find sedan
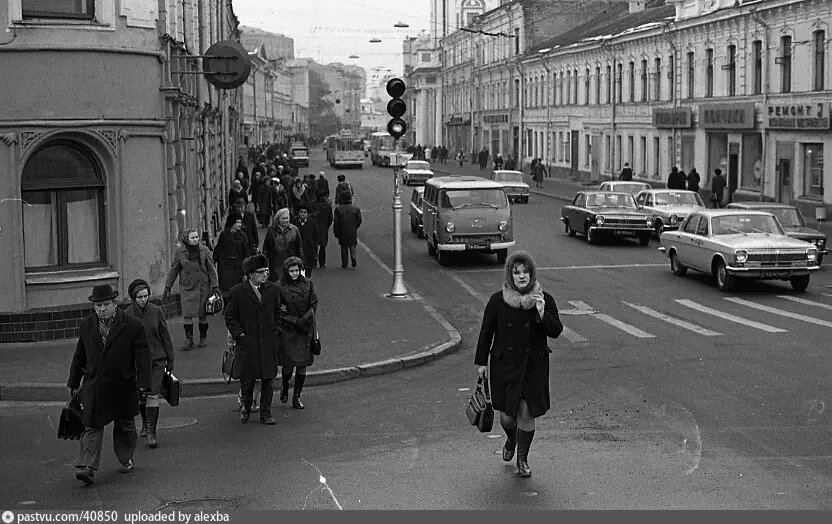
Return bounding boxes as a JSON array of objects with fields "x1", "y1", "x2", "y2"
[
  {"x1": 726, "y1": 202, "x2": 828, "y2": 265},
  {"x1": 561, "y1": 191, "x2": 655, "y2": 246},
  {"x1": 598, "y1": 181, "x2": 652, "y2": 195},
  {"x1": 635, "y1": 189, "x2": 706, "y2": 235},
  {"x1": 401, "y1": 160, "x2": 433, "y2": 186},
  {"x1": 491, "y1": 170, "x2": 530, "y2": 203},
  {"x1": 659, "y1": 209, "x2": 820, "y2": 292},
  {"x1": 409, "y1": 186, "x2": 425, "y2": 238}
]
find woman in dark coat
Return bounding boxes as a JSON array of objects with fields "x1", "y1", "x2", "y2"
[
  {"x1": 289, "y1": 177, "x2": 313, "y2": 218},
  {"x1": 213, "y1": 213, "x2": 251, "y2": 298},
  {"x1": 262, "y1": 208, "x2": 303, "y2": 282},
  {"x1": 475, "y1": 250, "x2": 563, "y2": 478},
  {"x1": 277, "y1": 256, "x2": 318, "y2": 409},
  {"x1": 257, "y1": 179, "x2": 276, "y2": 227},
  {"x1": 125, "y1": 279, "x2": 174, "y2": 449}
]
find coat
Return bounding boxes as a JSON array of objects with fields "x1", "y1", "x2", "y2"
[
  {"x1": 165, "y1": 244, "x2": 219, "y2": 318},
  {"x1": 474, "y1": 291, "x2": 563, "y2": 418},
  {"x1": 277, "y1": 274, "x2": 318, "y2": 367},
  {"x1": 333, "y1": 203, "x2": 362, "y2": 247},
  {"x1": 711, "y1": 174, "x2": 727, "y2": 197},
  {"x1": 239, "y1": 210, "x2": 260, "y2": 252},
  {"x1": 262, "y1": 224, "x2": 304, "y2": 281},
  {"x1": 67, "y1": 309, "x2": 152, "y2": 427},
  {"x1": 292, "y1": 217, "x2": 320, "y2": 263},
  {"x1": 334, "y1": 181, "x2": 354, "y2": 205},
  {"x1": 213, "y1": 229, "x2": 251, "y2": 293},
  {"x1": 687, "y1": 170, "x2": 701, "y2": 192},
  {"x1": 257, "y1": 184, "x2": 276, "y2": 219},
  {"x1": 310, "y1": 200, "x2": 333, "y2": 247},
  {"x1": 124, "y1": 302, "x2": 173, "y2": 395},
  {"x1": 224, "y1": 281, "x2": 281, "y2": 381}
]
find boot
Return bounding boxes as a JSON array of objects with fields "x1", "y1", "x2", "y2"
[
  {"x1": 501, "y1": 420, "x2": 517, "y2": 462},
  {"x1": 181, "y1": 324, "x2": 194, "y2": 351},
  {"x1": 146, "y1": 407, "x2": 160, "y2": 449},
  {"x1": 516, "y1": 429, "x2": 535, "y2": 478},
  {"x1": 197, "y1": 323, "x2": 209, "y2": 347},
  {"x1": 292, "y1": 374, "x2": 305, "y2": 409},
  {"x1": 139, "y1": 397, "x2": 148, "y2": 437},
  {"x1": 240, "y1": 400, "x2": 252, "y2": 423},
  {"x1": 280, "y1": 369, "x2": 292, "y2": 404}
]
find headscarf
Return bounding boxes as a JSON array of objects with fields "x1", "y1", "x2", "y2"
[
  {"x1": 281, "y1": 255, "x2": 305, "y2": 284},
  {"x1": 128, "y1": 278, "x2": 150, "y2": 302},
  {"x1": 224, "y1": 212, "x2": 243, "y2": 231},
  {"x1": 232, "y1": 180, "x2": 243, "y2": 191},
  {"x1": 181, "y1": 229, "x2": 200, "y2": 261},
  {"x1": 501, "y1": 250, "x2": 543, "y2": 310}
]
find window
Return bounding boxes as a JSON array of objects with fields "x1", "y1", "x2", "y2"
[
  {"x1": 21, "y1": 141, "x2": 106, "y2": 269},
  {"x1": 558, "y1": 72, "x2": 564, "y2": 105},
  {"x1": 803, "y1": 144, "x2": 824, "y2": 198},
  {"x1": 654, "y1": 57, "x2": 662, "y2": 101},
  {"x1": 615, "y1": 134, "x2": 622, "y2": 171},
  {"x1": 640, "y1": 59, "x2": 648, "y2": 102},
  {"x1": 605, "y1": 134, "x2": 611, "y2": 170},
  {"x1": 514, "y1": 28, "x2": 520, "y2": 55},
  {"x1": 514, "y1": 79, "x2": 520, "y2": 108},
  {"x1": 421, "y1": 53, "x2": 431, "y2": 62},
  {"x1": 616, "y1": 63, "x2": 623, "y2": 103},
  {"x1": 573, "y1": 69, "x2": 578, "y2": 105},
  {"x1": 566, "y1": 70, "x2": 572, "y2": 104},
  {"x1": 23, "y1": 0, "x2": 94, "y2": 19},
  {"x1": 640, "y1": 136, "x2": 647, "y2": 176},
  {"x1": 606, "y1": 65, "x2": 612, "y2": 104},
  {"x1": 687, "y1": 51, "x2": 695, "y2": 99},
  {"x1": 780, "y1": 35, "x2": 792, "y2": 93},
  {"x1": 726, "y1": 44, "x2": 736, "y2": 96},
  {"x1": 668, "y1": 53, "x2": 675, "y2": 101},
  {"x1": 558, "y1": 132, "x2": 564, "y2": 162},
  {"x1": 585, "y1": 134, "x2": 591, "y2": 168},
  {"x1": 584, "y1": 68, "x2": 590, "y2": 105},
  {"x1": 628, "y1": 61, "x2": 635, "y2": 102},
  {"x1": 595, "y1": 66, "x2": 601, "y2": 104},
  {"x1": 628, "y1": 135, "x2": 634, "y2": 167},
  {"x1": 564, "y1": 132, "x2": 570, "y2": 163},
  {"x1": 653, "y1": 136, "x2": 660, "y2": 177},
  {"x1": 706, "y1": 48, "x2": 714, "y2": 97},
  {"x1": 752, "y1": 40, "x2": 762, "y2": 95},
  {"x1": 814, "y1": 31, "x2": 826, "y2": 91}
]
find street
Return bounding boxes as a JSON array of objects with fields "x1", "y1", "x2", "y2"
[{"x1": 2, "y1": 148, "x2": 832, "y2": 509}]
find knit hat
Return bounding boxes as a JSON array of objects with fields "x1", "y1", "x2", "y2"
[
  {"x1": 503, "y1": 250, "x2": 537, "y2": 293},
  {"x1": 128, "y1": 279, "x2": 150, "y2": 301}
]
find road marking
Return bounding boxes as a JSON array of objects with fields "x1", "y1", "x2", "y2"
[
  {"x1": 724, "y1": 297, "x2": 832, "y2": 328},
  {"x1": 569, "y1": 300, "x2": 655, "y2": 339},
  {"x1": 623, "y1": 302, "x2": 722, "y2": 336},
  {"x1": 458, "y1": 263, "x2": 666, "y2": 273},
  {"x1": 675, "y1": 299, "x2": 787, "y2": 333},
  {"x1": 560, "y1": 325, "x2": 589, "y2": 344},
  {"x1": 776, "y1": 295, "x2": 832, "y2": 311}
]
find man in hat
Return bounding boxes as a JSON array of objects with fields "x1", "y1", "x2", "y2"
[
  {"x1": 68, "y1": 284, "x2": 152, "y2": 485},
  {"x1": 711, "y1": 168, "x2": 727, "y2": 208},
  {"x1": 224, "y1": 254, "x2": 281, "y2": 425},
  {"x1": 292, "y1": 202, "x2": 320, "y2": 277}
]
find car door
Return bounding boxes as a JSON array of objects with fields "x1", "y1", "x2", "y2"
[
  {"x1": 566, "y1": 193, "x2": 585, "y2": 227},
  {"x1": 673, "y1": 215, "x2": 700, "y2": 269},
  {"x1": 689, "y1": 215, "x2": 712, "y2": 271},
  {"x1": 423, "y1": 185, "x2": 437, "y2": 242}
]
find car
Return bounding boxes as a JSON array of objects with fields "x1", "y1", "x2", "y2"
[
  {"x1": 658, "y1": 209, "x2": 820, "y2": 292},
  {"x1": 561, "y1": 191, "x2": 655, "y2": 246},
  {"x1": 726, "y1": 202, "x2": 828, "y2": 265},
  {"x1": 401, "y1": 160, "x2": 434, "y2": 186},
  {"x1": 598, "y1": 181, "x2": 652, "y2": 195},
  {"x1": 635, "y1": 189, "x2": 706, "y2": 236},
  {"x1": 409, "y1": 186, "x2": 425, "y2": 238},
  {"x1": 491, "y1": 170, "x2": 530, "y2": 203}
]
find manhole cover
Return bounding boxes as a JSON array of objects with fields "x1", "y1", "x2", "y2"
[
  {"x1": 157, "y1": 417, "x2": 198, "y2": 430},
  {"x1": 559, "y1": 308, "x2": 597, "y2": 316},
  {"x1": 155, "y1": 498, "x2": 237, "y2": 512}
]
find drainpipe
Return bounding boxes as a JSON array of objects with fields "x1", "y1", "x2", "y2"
[
  {"x1": 750, "y1": 7, "x2": 769, "y2": 202},
  {"x1": 661, "y1": 21, "x2": 679, "y2": 180},
  {"x1": 515, "y1": 61, "x2": 524, "y2": 171},
  {"x1": 601, "y1": 39, "x2": 617, "y2": 182}
]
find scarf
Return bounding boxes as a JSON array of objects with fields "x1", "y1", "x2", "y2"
[
  {"x1": 98, "y1": 313, "x2": 116, "y2": 345},
  {"x1": 292, "y1": 184, "x2": 306, "y2": 200},
  {"x1": 501, "y1": 281, "x2": 544, "y2": 310}
]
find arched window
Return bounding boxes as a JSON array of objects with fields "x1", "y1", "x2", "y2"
[{"x1": 21, "y1": 140, "x2": 106, "y2": 269}]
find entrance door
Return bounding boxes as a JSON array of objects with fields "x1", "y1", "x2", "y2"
[
  {"x1": 590, "y1": 134, "x2": 601, "y2": 183},
  {"x1": 570, "y1": 130, "x2": 580, "y2": 178},
  {"x1": 728, "y1": 153, "x2": 739, "y2": 204},
  {"x1": 778, "y1": 158, "x2": 792, "y2": 205},
  {"x1": 492, "y1": 130, "x2": 500, "y2": 161}
]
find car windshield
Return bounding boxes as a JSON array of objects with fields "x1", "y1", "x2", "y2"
[
  {"x1": 763, "y1": 207, "x2": 805, "y2": 228},
  {"x1": 441, "y1": 189, "x2": 508, "y2": 209},
  {"x1": 495, "y1": 172, "x2": 524, "y2": 183},
  {"x1": 586, "y1": 193, "x2": 637, "y2": 209},
  {"x1": 712, "y1": 214, "x2": 785, "y2": 235},
  {"x1": 653, "y1": 192, "x2": 704, "y2": 207},
  {"x1": 604, "y1": 183, "x2": 647, "y2": 193},
  {"x1": 407, "y1": 161, "x2": 430, "y2": 170}
]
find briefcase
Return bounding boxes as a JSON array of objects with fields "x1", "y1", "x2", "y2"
[
  {"x1": 58, "y1": 394, "x2": 84, "y2": 440},
  {"x1": 221, "y1": 348, "x2": 235, "y2": 384},
  {"x1": 161, "y1": 370, "x2": 180, "y2": 407},
  {"x1": 465, "y1": 377, "x2": 494, "y2": 433}
]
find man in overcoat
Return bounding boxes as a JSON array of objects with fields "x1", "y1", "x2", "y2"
[
  {"x1": 309, "y1": 193, "x2": 334, "y2": 269},
  {"x1": 68, "y1": 284, "x2": 152, "y2": 485},
  {"x1": 333, "y1": 193, "x2": 362, "y2": 268},
  {"x1": 233, "y1": 196, "x2": 260, "y2": 253},
  {"x1": 224, "y1": 254, "x2": 281, "y2": 425},
  {"x1": 292, "y1": 202, "x2": 321, "y2": 276}
]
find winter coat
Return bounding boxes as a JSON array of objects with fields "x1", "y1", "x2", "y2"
[
  {"x1": 532, "y1": 162, "x2": 547, "y2": 182},
  {"x1": 125, "y1": 302, "x2": 173, "y2": 395},
  {"x1": 212, "y1": 228, "x2": 251, "y2": 294},
  {"x1": 262, "y1": 224, "x2": 304, "y2": 281},
  {"x1": 229, "y1": 187, "x2": 248, "y2": 205},
  {"x1": 289, "y1": 185, "x2": 312, "y2": 214},
  {"x1": 224, "y1": 280, "x2": 281, "y2": 381},
  {"x1": 334, "y1": 181, "x2": 354, "y2": 205},
  {"x1": 257, "y1": 184, "x2": 276, "y2": 219},
  {"x1": 310, "y1": 200, "x2": 334, "y2": 247},
  {"x1": 619, "y1": 167, "x2": 633, "y2": 181},
  {"x1": 317, "y1": 177, "x2": 331, "y2": 200},
  {"x1": 687, "y1": 170, "x2": 701, "y2": 192},
  {"x1": 474, "y1": 291, "x2": 563, "y2": 418},
  {"x1": 277, "y1": 265, "x2": 318, "y2": 367},
  {"x1": 67, "y1": 309, "x2": 152, "y2": 427},
  {"x1": 165, "y1": 244, "x2": 219, "y2": 318},
  {"x1": 711, "y1": 173, "x2": 726, "y2": 198},
  {"x1": 239, "y1": 210, "x2": 260, "y2": 252},
  {"x1": 334, "y1": 202, "x2": 362, "y2": 247},
  {"x1": 292, "y1": 217, "x2": 320, "y2": 264}
]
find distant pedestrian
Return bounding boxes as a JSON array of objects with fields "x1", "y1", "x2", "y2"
[
  {"x1": 292, "y1": 202, "x2": 320, "y2": 277},
  {"x1": 125, "y1": 279, "x2": 174, "y2": 450},
  {"x1": 457, "y1": 150, "x2": 465, "y2": 167},
  {"x1": 494, "y1": 154, "x2": 504, "y2": 170},
  {"x1": 229, "y1": 179, "x2": 247, "y2": 206},
  {"x1": 257, "y1": 179, "x2": 276, "y2": 227},
  {"x1": 687, "y1": 167, "x2": 701, "y2": 193},
  {"x1": 505, "y1": 154, "x2": 515, "y2": 171},
  {"x1": 333, "y1": 192, "x2": 362, "y2": 268},
  {"x1": 334, "y1": 174, "x2": 355, "y2": 205},
  {"x1": 213, "y1": 213, "x2": 251, "y2": 301},
  {"x1": 277, "y1": 256, "x2": 319, "y2": 410},
  {"x1": 317, "y1": 171, "x2": 331, "y2": 201},
  {"x1": 233, "y1": 197, "x2": 259, "y2": 253},
  {"x1": 289, "y1": 177, "x2": 312, "y2": 218},
  {"x1": 262, "y1": 208, "x2": 303, "y2": 282},
  {"x1": 224, "y1": 254, "x2": 281, "y2": 425},
  {"x1": 619, "y1": 162, "x2": 633, "y2": 181},
  {"x1": 309, "y1": 193, "x2": 333, "y2": 269},
  {"x1": 163, "y1": 229, "x2": 219, "y2": 350},
  {"x1": 711, "y1": 168, "x2": 727, "y2": 208},
  {"x1": 532, "y1": 158, "x2": 547, "y2": 188},
  {"x1": 667, "y1": 166, "x2": 686, "y2": 190},
  {"x1": 68, "y1": 284, "x2": 151, "y2": 485},
  {"x1": 475, "y1": 251, "x2": 563, "y2": 478}
]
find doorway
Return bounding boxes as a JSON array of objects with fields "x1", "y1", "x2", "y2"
[
  {"x1": 570, "y1": 130, "x2": 580, "y2": 178},
  {"x1": 728, "y1": 152, "x2": 739, "y2": 204},
  {"x1": 777, "y1": 158, "x2": 792, "y2": 205}
]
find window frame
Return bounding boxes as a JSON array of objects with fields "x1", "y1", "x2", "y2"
[
  {"x1": 752, "y1": 40, "x2": 763, "y2": 95},
  {"x1": 814, "y1": 30, "x2": 826, "y2": 92},
  {"x1": 686, "y1": 51, "x2": 695, "y2": 99},
  {"x1": 22, "y1": 0, "x2": 95, "y2": 20},
  {"x1": 705, "y1": 48, "x2": 714, "y2": 98},
  {"x1": 781, "y1": 35, "x2": 792, "y2": 93},
  {"x1": 726, "y1": 44, "x2": 736, "y2": 96}
]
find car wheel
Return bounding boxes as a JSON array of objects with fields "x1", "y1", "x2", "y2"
[
  {"x1": 655, "y1": 220, "x2": 664, "y2": 238},
  {"x1": 522, "y1": 197, "x2": 529, "y2": 204},
  {"x1": 638, "y1": 233, "x2": 651, "y2": 246},
  {"x1": 410, "y1": 218, "x2": 417, "y2": 234},
  {"x1": 496, "y1": 249, "x2": 508, "y2": 264},
  {"x1": 790, "y1": 274, "x2": 810, "y2": 292},
  {"x1": 817, "y1": 253, "x2": 824, "y2": 266},
  {"x1": 564, "y1": 220, "x2": 576, "y2": 237},
  {"x1": 670, "y1": 251, "x2": 687, "y2": 276},
  {"x1": 586, "y1": 224, "x2": 598, "y2": 245},
  {"x1": 714, "y1": 259, "x2": 735, "y2": 292},
  {"x1": 437, "y1": 249, "x2": 450, "y2": 266},
  {"x1": 417, "y1": 226, "x2": 424, "y2": 239},
  {"x1": 427, "y1": 237, "x2": 437, "y2": 257}
]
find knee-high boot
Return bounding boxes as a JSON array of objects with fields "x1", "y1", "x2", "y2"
[
  {"x1": 146, "y1": 407, "x2": 160, "y2": 448},
  {"x1": 139, "y1": 397, "x2": 148, "y2": 437},
  {"x1": 516, "y1": 429, "x2": 535, "y2": 478},
  {"x1": 280, "y1": 368, "x2": 292, "y2": 403},
  {"x1": 292, "y1": 374, "x2": 306, "y2": 409}
]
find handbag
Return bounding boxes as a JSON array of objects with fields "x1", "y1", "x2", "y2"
[
  {"x1": 58, "y1": 394, "x2": 85, "y2": 440},
  {"x1": 221, "y1": 348, "x2": 235, "y2": 385},
  {"x1": 161, "y1": 370, "x2": 180, "y2": 407},
  {"x1": 465, "y1": 377, "x2": 494, "y2": 433},
  {"x1": 311, "y1": 333, "x2": 321, "y2": 356}
]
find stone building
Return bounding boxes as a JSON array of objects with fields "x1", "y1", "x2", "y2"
[
  {"x1": 240, "y1": 45, "x2": 297, "y2": 145},
  {"x1": 403, "y1": 31, "x2": 442, "y2": 147}
]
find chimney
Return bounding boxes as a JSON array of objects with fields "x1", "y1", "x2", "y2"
[{"x1": 629, "y1": 1, "x2": 646, "y2": 14}]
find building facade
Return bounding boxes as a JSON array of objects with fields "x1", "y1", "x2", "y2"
[{"x1": 403, "y1": 32, "x2": 442, "y2": 147}]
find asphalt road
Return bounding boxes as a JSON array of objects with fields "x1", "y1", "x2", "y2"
[{"x1": 2, "y1": 148, "x2": 831, "y2": 510}]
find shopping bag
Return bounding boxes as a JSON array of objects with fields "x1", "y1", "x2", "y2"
[{"x1": 465, "y1": 377, "x2": 494, "y2": 433}]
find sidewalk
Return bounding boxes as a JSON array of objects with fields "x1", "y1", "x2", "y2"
[{"x1": 0, "y1": 244, "x2": 460, "y2": 401}]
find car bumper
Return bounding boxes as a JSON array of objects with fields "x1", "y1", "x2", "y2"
[
  {"x1": 590, "y1": 226, "x2": 653, "y2": 234},
  {"x1": 438, "y1": 240, "x2": 515, "y2": 252},
  {"x1": 725, "y1": 265, "x2": 820, "y2": 278}
]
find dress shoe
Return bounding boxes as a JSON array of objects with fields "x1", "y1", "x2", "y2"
[
  {"x1": 280, "y1": 391, "x2": 289, "y2": 404},
  {"x1": 292, "y1": 394, "x2": 304, "y2": 409},
  {"x1": 260, "y1": 416, "x2": 276, "y2": 425},
  {"x1": 516, "y1": 459, "x2": 531, "y2": 478},
  {"x1": 119, "y1": 459, "x2": 134, "y2": 473},
  {"x1": 76, "y1": 467, "x2": 95, "y2": 485},
  {"x1": 197, "y1": 336, "x2": 208, "y2": 348},
  {"x1": 240, "y1": 409, "x2": 251, "y2": 423},
  {"x1": 351, "y1": 257, "x2": 357, "y2": 267},
  {"x1": 502, "y1": 441, "x2": 516, "y2": 462}
]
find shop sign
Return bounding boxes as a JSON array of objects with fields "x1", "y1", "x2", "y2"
[
  {"x1": 446, "y1": 115, "x2": 471, "y2": 126},
  {"x1": 653, "y1": 107, "x2": 692, "y2": 128},
  {"x1": 766, "y1": 102, "x2": 830, "y2": 130},
  {"x1": 700, "y1": 103, "x2": 756, "y2": 129},
  {"x1": 483, "y1": 113, "x2": 509, "y2": 124}
]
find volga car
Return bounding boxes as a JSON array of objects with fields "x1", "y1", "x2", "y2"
[
  {"x1": 422, "y1": 176, "x2": 514, "y2": 266},
  {"x1": 491, "y1": 170, "x2": 530, "y2": 203},
  {"x1": 401, "y1": 160, "x2": 434, "y2": 186},
  {"x1": 598, "y1": 181, "x2": 652, "y2": 195},
  {"x1": 561, "y1": 191, "x2": 655, "y2": 246},
  {"x1": 635, "y1": 189, "x2": 706, "y2": 235},
  {"x1": 409, "y1": 186, "x2": 425, "y2": 238},
  {"x1": 658, "y1": 209, "x2": 820, "y2": 292},
  {"x1": 726, "y1": 202, "x2": 828, "y2": 265}
]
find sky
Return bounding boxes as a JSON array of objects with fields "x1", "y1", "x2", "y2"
[{"x1": 232, "y1": 0, "x2": 432, "y2": 82}]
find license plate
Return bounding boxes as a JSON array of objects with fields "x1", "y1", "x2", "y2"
[
  {"x1": 467, "y1": 243, "x2": 488, "y2": 250},
  {"x1": 761, "y1": 270, "x2": 789, "y2": 278}
]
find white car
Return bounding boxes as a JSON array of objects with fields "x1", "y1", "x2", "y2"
[
  {"x1": 401, "y1": 160, "x2": 434, "y2": 186},
  {"x1": 491, "y1": 170, "x2": 530, "y2": 203},
  {"x1": 635, "y1": 189, "x2": 706, "y2": 235},
  {"x1": 598, "y1": 181, "x2": 652, "y2": 195}
]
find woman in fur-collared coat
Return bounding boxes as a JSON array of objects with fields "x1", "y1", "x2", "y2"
[{"x1": 474, "y1": 250, "x2": 563, "y2": 478}]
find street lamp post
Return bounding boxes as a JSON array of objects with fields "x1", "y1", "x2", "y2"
[{"x1": 388, "y1": 144, "x2": 407, "y2": 298}]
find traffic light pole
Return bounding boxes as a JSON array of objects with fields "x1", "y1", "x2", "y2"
[{"x1": 388, "y1": 140, "x2": 408, "y2": 298}]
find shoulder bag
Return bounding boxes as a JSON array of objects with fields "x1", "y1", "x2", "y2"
[{"x1": 465, "y1": 377, "x2": 494, "y2": 433}]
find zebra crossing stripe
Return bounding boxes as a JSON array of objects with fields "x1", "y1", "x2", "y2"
[
  {"x1": 675, "y1": 299, "x2": 787, "y2": 333},
  {"x1": 569, "y1": 300, "x2": 656, "y2": 339},
  {"x1": 560, "y1": 325, "x2": 588, "y2": 344},
  {"x1": 724, "y1": 297, "x2": 832, "y2": 328},
  {"x1": 776, "y1": 295, "x2": 832, "y2": 311},
  {"x1": 623, "y1": 302, "x2": 722, "y2": 336}
]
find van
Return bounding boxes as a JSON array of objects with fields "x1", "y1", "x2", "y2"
[{"x1": 422, "y1": 176, "x2": 514, "y2": 265}]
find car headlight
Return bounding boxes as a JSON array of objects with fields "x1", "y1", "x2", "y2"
[
  {"x1": 818, "y1": 238, "x2": 826, "y2": 248},
  {"x1": 595, "y1": 215, "x2": 605, "y2": 226},
  {"x1": 498, "y1": 220, "x2": 508, "y2": 231},
  {"x1": 445, "y1": 222, "x2": 455, "y2": 233},
  {"x1": 735, "y1": 250, "x2": 748, "y2": 264},
  {"x1": 646, "y1": 217, "x2": 654, "y2": 227},
  {"x1": 669, "y1": 214, "x2": 678, "y2": 225},
  {"x1": 807, "y1": 247, "x2": 818, "y2": 261}
]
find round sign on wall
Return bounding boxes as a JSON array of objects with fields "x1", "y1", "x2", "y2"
[{"x1": 203, "y1": 40, "x2": 252, "y2": 90}]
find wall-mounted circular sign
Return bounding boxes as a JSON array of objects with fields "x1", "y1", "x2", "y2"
[{"x1": 203, "y1": 40, "x2": 252, "y2": 90}]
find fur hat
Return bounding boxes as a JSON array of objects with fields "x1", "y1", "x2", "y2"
[
  {"x1": 128, "y1": 279, "x2": 150, "y2": 301},
  {"x1": 242, "y1": 254, "x2": 269, "y2": 275},
  {"x1": 224, "y1": 212, "x2": 243, "y2": 230},
  {"x1": 503, "y1": 250, "x2": 537, "y2": 293}
]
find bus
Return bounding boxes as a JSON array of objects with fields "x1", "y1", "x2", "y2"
[
  {"x1": 326, "y1": 130, "x2": 364, "y2": 169},
  {"x1": 369, "y1": 131, "x2": 396, "y2": 167}
]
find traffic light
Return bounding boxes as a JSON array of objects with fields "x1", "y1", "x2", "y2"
[{"x1": 386, "y1": 78, "x2": 407, "y2": 140}]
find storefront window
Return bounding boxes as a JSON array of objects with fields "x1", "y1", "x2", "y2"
[
  {"x1": 708, "y1": 134, "x2": 728, "y2": 184},
  {"x1": 803, "y1": 144, "x2": 824, "y2": 199},
  {"x1": 741, "y1": 134, "x2": 763, "y2": 189}
]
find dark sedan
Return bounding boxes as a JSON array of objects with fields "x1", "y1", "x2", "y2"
[
  {"x1": 726, "y1": 202, "x2": 827, "y2": 264},
  {"x1": 561, "y1": 191, "x2": 655, "y2": 246}
]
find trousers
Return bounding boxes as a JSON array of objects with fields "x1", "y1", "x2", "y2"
[
  {"x1": 241, "y1": 378, "x2": 274, "y2": 418},
  {"x1": 340, "y1": 244, "x2": 357, "y2": 267},
  {"x1": 76, "y1": 419, "x2": 137, "y2": 470}
]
